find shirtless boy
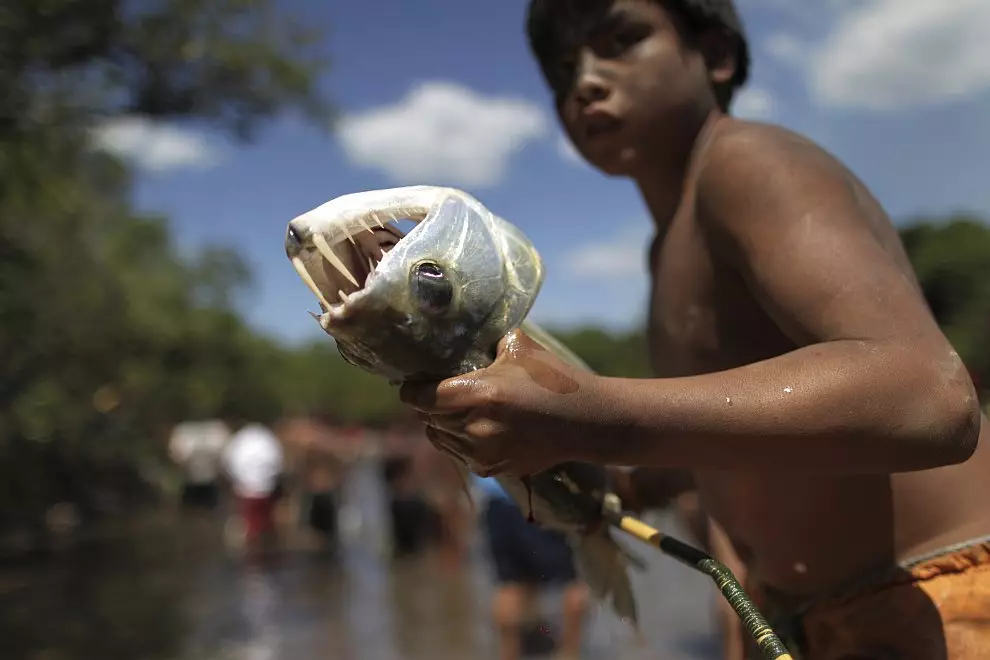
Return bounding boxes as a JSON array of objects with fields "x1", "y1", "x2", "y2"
[{"x1": 401, "y1": 1, "x2": 990, "y2": 657}]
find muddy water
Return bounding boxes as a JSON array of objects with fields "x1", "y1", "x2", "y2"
[{"x1": 0, "y1": 460, "x2": 721, "y2": 660}]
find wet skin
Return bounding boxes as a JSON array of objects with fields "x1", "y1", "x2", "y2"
[{"x1": 402, "y1": 0, "x2": 990, "y2": 604}]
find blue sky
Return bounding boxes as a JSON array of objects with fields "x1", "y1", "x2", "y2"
[{"x1": 95, "y1": 0, "x2": 990, "y2": 345}]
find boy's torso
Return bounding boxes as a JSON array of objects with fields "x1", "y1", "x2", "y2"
[{"x1": 645, "y1": 119, "x2": 990, "y2": 599}]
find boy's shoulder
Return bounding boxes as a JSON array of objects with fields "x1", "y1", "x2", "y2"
[
  {"x1": 700, "y1": 117, "x2": 847, "y2": 193},
  {"x1": 694, "y1": 116, "x2": 861, "y2": 239}
]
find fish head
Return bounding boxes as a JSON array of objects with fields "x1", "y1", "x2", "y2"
[{"x1": 285, "y1": 186, "x2": 544, "y2": 381}]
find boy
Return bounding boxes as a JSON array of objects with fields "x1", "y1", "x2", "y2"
[{"x1": 401, "y1": 1, "x2": 990, "y2": 657}]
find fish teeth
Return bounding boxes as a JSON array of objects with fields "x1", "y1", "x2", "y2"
[
  {"x1": 337, "y1": 289, "x2": 349, "y2": 305},
  {"x1": 312, "y1": 233, "x2": 359, "y2": 287},
  {"x1": 291, "y1": 257, "x2": 332, "y2": 310},
  {"x1": 308, "y1": 310, "x2": 331, "y2": 332}
]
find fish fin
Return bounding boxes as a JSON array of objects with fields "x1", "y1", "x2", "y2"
[
  {"x1": 574, "y1": 528, "x2": 640, "y2": 630},
  {"x1": 445, "y1": 453, "x2": 476, "y2": 516},
  {"x1": 617, "y1": 542, "x2": 648, "y2": 572}
]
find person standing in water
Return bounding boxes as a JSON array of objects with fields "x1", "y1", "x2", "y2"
[
  {"x1": 168, "y1": 419, "x2": 230, "y2": 512},
  {"x1": 475, "y1": 475, "x2": 589, "y2": 660},
  {"x1": 221, "y1": 418, "x2": 286, "y2": 557},
  {"x1": 278, "y1": 416, "x2": 355, "y2": 554}
]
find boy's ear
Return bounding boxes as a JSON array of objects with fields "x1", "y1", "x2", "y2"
[{"x1": 699, "y1": 29, "x2": 737, "y2": 86}]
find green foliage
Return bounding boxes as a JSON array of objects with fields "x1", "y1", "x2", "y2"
[
  {"x1": 900, "y1": 214, "x2": 990, "y2": 391},
  {"x1": 0, "y1": 0, "x2": 332, "y2": 524},
  {"x1": 0, "y1": 0, "x2": 331, "y2": 139},
  {"x1": 546, "y1": 326, "x2": 651, "y2": 378}
]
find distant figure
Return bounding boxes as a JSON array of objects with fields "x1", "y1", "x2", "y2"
[
  {"x1": 168, "y1": 419, "x2": 230, "y2": 511},
  {"x1": 475, "y1": 475, "x2": 589, "y2": 660},
  {"x1": 277, "y1": 417, "x2": 355, "y2": 553},
  {"x1": 221, "y1": 420, "x2": 285, "y2": 555},
  {"x1": 380, "y1": 423, "x2": 442, "y2": 559}
]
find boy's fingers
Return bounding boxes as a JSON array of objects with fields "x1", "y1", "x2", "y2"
[
  {"x1": 400, "y1": 376, "x2": 485, "y2": 413},
  {"x1": 425, "y1": 425, "x2": 475, "y2": 464}
]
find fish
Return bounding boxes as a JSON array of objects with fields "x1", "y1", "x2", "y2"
[{"x1": 284, "y1": 185, "x2": 641, "y2": 626}]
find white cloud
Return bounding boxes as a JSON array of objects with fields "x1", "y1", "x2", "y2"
[
  {"x1": 764, "y1": 32, "x2": 806, "y2": 66},
  {"x1": 336, "y1": 81, "x2": 549, "y2": 188},
  {"x1": 562, "y1": 223, "x2": 652, "y2": 281},
  {"x1": 731, "y1": 87, "x2": 776, "y2": 119},
  {"x1": 806, "y1": 0, "x2": 990, "y2": 110},
  {"x1": 91, "y1": 116, "x2": 224, "y2": 172}
]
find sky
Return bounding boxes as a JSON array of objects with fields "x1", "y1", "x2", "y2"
[{"x1": 92, "y1": 0, "x2": 990, "y2": 345}]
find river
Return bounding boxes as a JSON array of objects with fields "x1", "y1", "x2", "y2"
[{"x1": 0, "y1": 459, "x2": 722, "y2": 660}]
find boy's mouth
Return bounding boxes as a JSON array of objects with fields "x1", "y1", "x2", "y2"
[{"x1": 581, "y1": 109, "x2": 622, "y2": 140}]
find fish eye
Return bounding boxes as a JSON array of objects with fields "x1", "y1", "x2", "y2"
[{"x1": 412, "y1": 261, "x2": 453, "y2": 313}]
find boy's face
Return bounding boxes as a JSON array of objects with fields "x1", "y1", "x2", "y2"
[{"x1": 545, "y1": 0, "x2": 719, "y2": 177}]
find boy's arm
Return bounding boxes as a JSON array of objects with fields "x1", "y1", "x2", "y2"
[{"x1": 579, "y1": 125, "x2": 980, "y2": 474}]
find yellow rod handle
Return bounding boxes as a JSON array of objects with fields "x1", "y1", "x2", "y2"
[{"x1": 605, "y1": 511, "x2": 794, "y2": 660}]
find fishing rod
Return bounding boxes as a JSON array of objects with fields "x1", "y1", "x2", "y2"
[{"x1": 601, "y1": 497, "x2": 794, "y2": 660}]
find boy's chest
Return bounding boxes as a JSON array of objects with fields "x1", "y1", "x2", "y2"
[{"x1": 646, "y1": 220, "x2": 789, "y2": 377}]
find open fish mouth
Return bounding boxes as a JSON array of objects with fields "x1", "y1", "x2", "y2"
[
  {"x1": 285, "y1": 213, "x2": 406, "y2": 324},
  {"x1": 283, "y1": 186, "x2": 460, "y2": 325}
]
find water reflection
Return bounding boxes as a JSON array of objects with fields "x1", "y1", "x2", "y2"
[{"x1": 0, "y1": 460, "x2": 721, "y2": 660}]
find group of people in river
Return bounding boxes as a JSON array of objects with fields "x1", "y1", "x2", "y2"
[{"x1": 166, "y1": 414, "x2": 590, "y2": 659}]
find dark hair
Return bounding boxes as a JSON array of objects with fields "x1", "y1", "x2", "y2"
[{"x1": 526, "y1": 0, "x2": 751, "y2": 110}]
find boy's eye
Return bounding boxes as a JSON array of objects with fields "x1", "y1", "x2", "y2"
[{"x1": 597, "y1": 25, "x2": 649, "y2": 58}]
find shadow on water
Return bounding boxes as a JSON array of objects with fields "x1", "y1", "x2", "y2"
[{"x1": 0, "y1": 460, "x2": 720, "y2": 660}]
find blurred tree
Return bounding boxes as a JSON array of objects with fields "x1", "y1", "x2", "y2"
[
  {"x1": 0, "y1": 0, "x2": 331, "y2": 139},
  {"x1": 547, "y1": 326, "x2": 651, "y2": 378},
  {"x1": 0, "y1": 0, "x2": 332, "y2": 536}
]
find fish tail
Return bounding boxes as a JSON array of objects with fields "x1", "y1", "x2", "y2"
[{"x1": 574, "y1": 528, "x2": 639, "y2": 629}]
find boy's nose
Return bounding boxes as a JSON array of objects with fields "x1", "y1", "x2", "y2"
[
  {"x1": 573, "y1": 53, "x2": 612, "y2": 107},
  {"x1": 575, "y1": 73, "x2": 610, "y2": 106}
]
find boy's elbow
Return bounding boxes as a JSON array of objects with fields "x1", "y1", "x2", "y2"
[
  {"x1": 938, "y1": 387, "x2": 981, "y2": 465},
  {"x1": 911, "y1": 369, "x2": 982, "y2": 468}
]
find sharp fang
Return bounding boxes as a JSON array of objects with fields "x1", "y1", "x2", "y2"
[
  {"x1": 308, "y1": 311, "x2": 321, "y2": 321},
  {"x1": 337, "y1": 289, "x2": 348, "y2": 304},
  {"x1": 367, "y1": 256, "x2": 375, "y2": 272},
  {"x1": 346, "y1": 234, "x2": 356, "y2": 245},
  {"x1": 292, "y1": 257, "x2": 332, "y2": 310},
  {"x1": 313, "y1": 233, "x2": 359, "y2": 287},
  {"x1": 357, "y1": 217, "x2": 373, "y2": 233}
]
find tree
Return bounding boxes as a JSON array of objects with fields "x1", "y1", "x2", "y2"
[
  {"x1": 0, "y1": 0, "x2": 331, "y2": 139},
  {"x1": 0, "y1": 0, "x2": 332, "y2": 530}
]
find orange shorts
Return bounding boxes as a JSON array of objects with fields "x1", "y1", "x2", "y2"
[{"x1": 748, "y1": 538, "x2": 990, "y2": 659}]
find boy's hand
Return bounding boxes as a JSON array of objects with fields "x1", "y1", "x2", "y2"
[{"x1": 399, "y1": 328, "x2": 600, "y2": 477}]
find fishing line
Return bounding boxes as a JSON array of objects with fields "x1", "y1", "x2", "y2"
[{"x1": 601, "y1": 506, "x2": 794, "y2": 660}]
